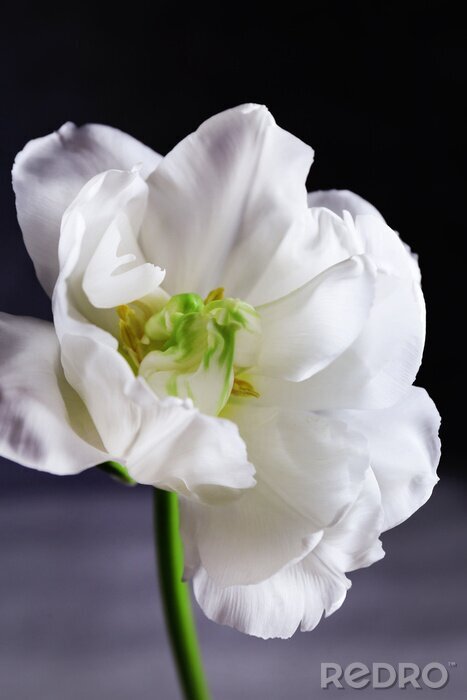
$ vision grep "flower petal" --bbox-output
[193,561,320,639]
[300,270,425,409]
[180,404,368,587]
[191,469,384,639]
[315,468,385,576]
[333,387,441,530]
[141,344,232,417]
[307,193,421,285]
[0,313,107,474]
[354,213,422,284]
[253,264,425,411]
[59,333,143,456]
[257,255,376,381]
[193,552,351,639]
[181,486,324,588]
[53,169,165,342]
[82,213,165,309]
[227,404,369,530]
[13,123,161,296]
[141,104,314,302]
[54,169,254,499]
[60,333,255,499]
[307,188,385,220]
[124,381,256,498]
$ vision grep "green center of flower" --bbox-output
[117,288,261,415]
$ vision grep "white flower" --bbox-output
[1,105,440,638]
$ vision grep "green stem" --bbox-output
[153,488,212,700]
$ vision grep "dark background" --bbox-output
[0,3,464,461]
[0,4,465,699]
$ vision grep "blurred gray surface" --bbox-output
[0,461,465,700]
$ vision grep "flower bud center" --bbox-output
[117,288,260,415]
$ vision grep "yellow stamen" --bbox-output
[231,377,260,399]
[204,287,225,304]
[117,304,146,365]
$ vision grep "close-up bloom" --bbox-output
[0,104,440,639]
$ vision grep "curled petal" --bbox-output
[82,212,165,309]
[54,169,164,340]
[13,123,161,296]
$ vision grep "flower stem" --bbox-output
[153,488,212,700]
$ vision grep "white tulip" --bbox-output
[1,105,440,638]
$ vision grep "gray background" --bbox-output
[0,463,465,699]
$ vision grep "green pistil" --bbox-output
[145,293,205,343]
[117,288,260,413]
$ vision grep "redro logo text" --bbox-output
[321,662,450,690]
